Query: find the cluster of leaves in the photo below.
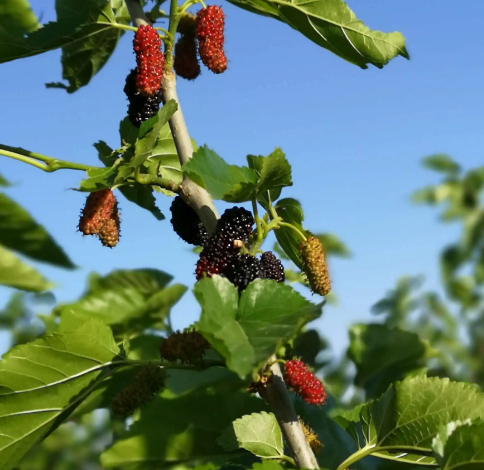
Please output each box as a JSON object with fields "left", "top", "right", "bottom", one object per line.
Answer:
{"left": 0, "top": 0, "right": 408, "bottom": 96}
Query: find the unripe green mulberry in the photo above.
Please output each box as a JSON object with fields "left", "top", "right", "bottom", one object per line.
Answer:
{"left": 299, "top": 235, "right": 331, "bottom": 296}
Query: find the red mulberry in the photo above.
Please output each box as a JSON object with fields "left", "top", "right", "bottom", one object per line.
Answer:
{"left": 133, "top": 25, "right": 165, "bottom": 95}
{"left": 285, "top": 359, "right": 326, "bottom": 405}
{"left": 196, "top": 6, "right": 227, "bottom": 74}
{"left": 78, "top": 189, "right": 116, "bottom": 236}
{"left": 78, "top": 189, "right": 120, "bottom": 247}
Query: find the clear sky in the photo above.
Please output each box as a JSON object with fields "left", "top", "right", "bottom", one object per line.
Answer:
{"left": 1, "top": 0, "right": 484, "bottom": 356}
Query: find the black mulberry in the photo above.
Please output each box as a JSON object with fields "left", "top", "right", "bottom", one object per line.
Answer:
{"left": 224, "top": 254, "right": 262, "bottom": 291}
{"left": 170, "top": 196, "right": 208, "bottom": 246}
{"left": 261, "top": 251, "right": 285, "bottom": 282}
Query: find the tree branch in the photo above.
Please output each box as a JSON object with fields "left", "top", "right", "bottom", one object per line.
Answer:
{"left": 161, "top": 71, "right": 219, "bottom": 234}
{"left": 259, "top": 357, "right": 319, "bottom": 469}
{"left": 125, "top": 0, "right": 318, "bottom": 466}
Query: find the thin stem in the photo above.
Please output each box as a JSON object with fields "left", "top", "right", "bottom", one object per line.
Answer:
{"left": 278, "top": 222, "right": 307, "bottom": 241}
{"left": 164, "top": 0, "right": 180, "bottom": 69}
{"left": 336, "top": 445, "right": 376, "bottom": 470}
{"left": 251, "top": 199, "right": 264, "bottom": 254}
{"left": 1, "top": 150, "right": 49, "bottom": 171}
{"left": 264, "top": 455, "right": 296, "bottom": 466}
{"left": 99, "top": 22, "right": 138, "bottom": 32}
{"left": 0, "top": 146, "right": 94, "bottom": 173}
{"left": 154, "top": 26, "right": 171, "bottom": 36}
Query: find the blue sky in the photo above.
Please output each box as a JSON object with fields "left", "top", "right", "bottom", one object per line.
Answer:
{"left": 1, "top": 0, "right": 484, "bottom": 356}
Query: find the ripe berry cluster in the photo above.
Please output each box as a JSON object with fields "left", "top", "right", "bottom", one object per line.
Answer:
{"left": 124, "top": 68, "right": 163, "bottom": 127}
{"left": 174, "top": 13, "right": 201, "bottom": 80}
{"left": 195, "top": 207, "right": 285, "bottom": 291}
{"left": 299, "top": 235, "right": 331, "bottom": 296}
{"left": 133, "top": 25, "right": 164, "bottom": 95}
{"left": 196, "top": 207, "right": 254, "bottom": 280}
{"left": 160, "top": 329, "right": 210, "bottom": 364}
{"left": 170, "top": 196, "right": 209, "bottom": 246}
{"left": 111, "top": 365, "right": 165, "bottom": 417}
{"left": 78, "top": 189, "right": 120, "bottom": 247}
{"left": 284, "top": 359, "right": 326, "bottom": 405}
{"left": 196, "top": 6, "right": 227, "bottom": 74}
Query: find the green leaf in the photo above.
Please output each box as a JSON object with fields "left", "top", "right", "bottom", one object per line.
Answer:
{"left": 0, "top": 319, "right": 123, "bottom": 470}
{"left": 94, "top": 138, "right": 165, "bottom": 219}
{"left": 46, "top": 0, "right": 130, "bottom": 92}
{"left": 0, "top": 246, "right": 52, "bottom": 292}
{"left": 55, "top": 269, "right": 183, "bottom": 337}
{"left": 227, "top": 0, "right": 408, "bottom": 69}
{"left": 218, "top": 412, "right": 283, "bottom": 458}
{"left": 274, "top": 198, "right": 307, "bottom": 270}
{"left": 118, "top": 183, "right": 165, "bottom": 220}
{"left": 0, "top": 1, "right": 128, "bottom": 64}
{"left": 78, "top": 166, "right": 116, "bottom": 191}
{"left": 126, "top": 100, "right": 178, "bottom": 176}
{"left": 195, "top": 276, "right": 322, "bottom": 378}
{"left": 432, "top": 420, "right": 484, "bottom": 469}
{"left": 183, "top": 146, "right": 258, "bottom": 202}
{"left": 422, "top": 155, "right": 461, "bottom": 175}
{"left": 0, "top": 0, "right": 39, "bottom": 37}
{"left": 100, "top": 390, "right": 267, "bottom": 468}
{"left": 347, "top": 324, "right": 433, "bottom": 399}
{"left": 0, "top": 193, "right": 75, "bottom": 268}
{"left": 316, "top": 233, "right": 351, "bottom": 258}
{"left": 247, "top": 148, "right": 292, "bottom": 195}
{"left": 337, "top": 376, "right": 484, "bottom": 466}
{"left": 143, "top": 123, "right": 183, "bottom": 189}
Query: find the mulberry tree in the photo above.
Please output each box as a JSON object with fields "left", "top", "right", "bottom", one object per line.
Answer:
{"left": 1, "top": 1, "right": 483, "bottom": 470}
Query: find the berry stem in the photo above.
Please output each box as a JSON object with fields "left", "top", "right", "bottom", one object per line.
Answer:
{"left": 265, "top": 455, "right": 296, "bottom": 466}
{"left": 277, "top": 222, "right": 307, "bottom": 241}
{"left": 251, "top": 199, "right": 265, "bottom": 254}
{"left": 154, "top": 26, "right": 171, "bottom": 37}
{"left": 0, "top": 145, "right": 95, "bottom": 173}
{"left": 100, "top": 22, "right": 139, "bottom": 33}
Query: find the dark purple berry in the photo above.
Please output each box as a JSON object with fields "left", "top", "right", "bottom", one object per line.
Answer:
{"left": 261, "top": 251, "right": 285, "bottom": 282}
{"left": 224, "top": 254, "right": 262, "bottom": 291}
{"left": 170, "top": 196, "right": 209, "bottom": 246}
